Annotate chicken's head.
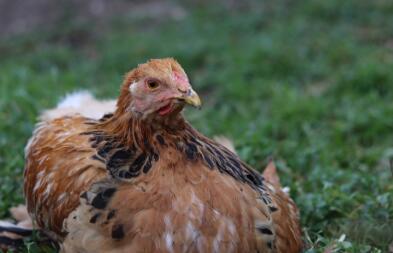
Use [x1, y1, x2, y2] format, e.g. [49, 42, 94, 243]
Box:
[117, 58, 201, 119]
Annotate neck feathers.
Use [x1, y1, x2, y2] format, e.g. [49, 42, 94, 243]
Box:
[85, 111, 272, 213]
[93, 108, 186, 151]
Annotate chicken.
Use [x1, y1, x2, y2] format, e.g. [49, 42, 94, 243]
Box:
[22, 58, 302, 252]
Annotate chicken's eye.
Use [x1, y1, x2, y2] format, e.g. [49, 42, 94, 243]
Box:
[146, 79, 160, 90]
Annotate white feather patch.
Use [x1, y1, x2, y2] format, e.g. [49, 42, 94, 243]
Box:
[41, 90, 116, 120]
[129, 82, 138, 94]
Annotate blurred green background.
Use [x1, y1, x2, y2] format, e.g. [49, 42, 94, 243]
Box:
[0, 0, 392, 252]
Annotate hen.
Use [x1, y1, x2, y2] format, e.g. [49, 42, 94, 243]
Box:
[21, 58, 302, 252]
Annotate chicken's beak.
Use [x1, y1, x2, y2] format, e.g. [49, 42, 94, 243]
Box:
[182, 89, 202, 109]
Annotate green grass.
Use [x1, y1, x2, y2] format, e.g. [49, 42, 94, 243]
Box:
[1, 0, 392, 252]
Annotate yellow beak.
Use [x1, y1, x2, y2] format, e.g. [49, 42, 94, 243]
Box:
[183, 89, 202, 109]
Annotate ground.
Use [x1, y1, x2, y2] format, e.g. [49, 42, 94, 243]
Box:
[0, 0, 392, 252]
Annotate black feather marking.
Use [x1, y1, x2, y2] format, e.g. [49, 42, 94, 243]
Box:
[91, 188, 117, 209]
[129, 153, 146, 173]
[185, 142, 197, 160]
[143, 138, 153, 151]
[202, 151, 214, 169]
[90, 134, 104, 145]
[226, 160, 241, 175]
[84, 129, 160, 180]
[111, 224, 125, 239]
[152, 152, 159, 162]
[80, 191, 88, 200]
[89, 213, 101, 224]
[99, 113, 114, 122]
[98, 141, 116, 158]
[205, 144, 216, 155]
[143, 156, 152, 174]
[216, 152, 226, 165]
[107, 149, 133, 168]
[80, 130, 103, 136]
[213, 157, 224, 173]
[189, 136, 201, 146]
[0, 225, 32, 236]
[118, 170, 133, 179]
[182, 134, 277, 211]
[228, 156, 242, 169]
[156, 135, 166, 146]
[89, 134, 105, 149]
[92, 155, 105, 163]
[269, 206, 278, 212]
[111, 149, 132, 161]
[107, 210, 116, 220]
[257, 227, 273, 235]
[245, 172, 263, 186]
[0, 236, 24, 248]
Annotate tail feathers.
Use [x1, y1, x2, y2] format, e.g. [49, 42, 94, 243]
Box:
[0, 221, 33, 236]
[0, 236, 24, 249]
[41, 91, 116, 121]
[0, 205, 33, 250]
[262, 161, 282, 188]
[0, 221, 32, 250]
[263, 161, 291, 194]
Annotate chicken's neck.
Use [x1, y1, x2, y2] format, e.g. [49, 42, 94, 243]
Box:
[86, 110, 199, 180]
[87, 110, 270, 203]
[96, 110, 187, 151]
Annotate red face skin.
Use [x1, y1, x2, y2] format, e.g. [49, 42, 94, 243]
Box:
[129, 71, 192, 118]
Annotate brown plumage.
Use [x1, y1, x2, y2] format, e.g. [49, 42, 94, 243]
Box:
[23, 58, 303, 252]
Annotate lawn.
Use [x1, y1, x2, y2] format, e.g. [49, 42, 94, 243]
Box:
[0, 0, 392, 252]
